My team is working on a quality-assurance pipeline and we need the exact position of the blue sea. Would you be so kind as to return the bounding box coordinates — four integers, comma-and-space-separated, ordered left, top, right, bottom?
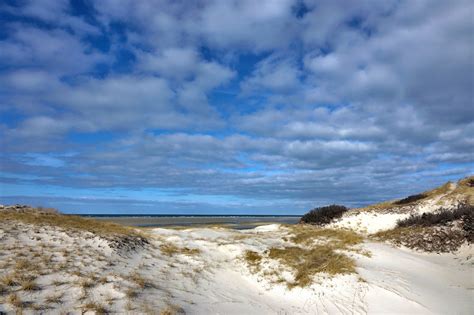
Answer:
83, 214, 301, 229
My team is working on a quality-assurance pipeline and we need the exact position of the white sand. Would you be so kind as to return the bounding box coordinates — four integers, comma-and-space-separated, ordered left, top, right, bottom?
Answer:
328, 182, 464, 234
1, 222, 472, 314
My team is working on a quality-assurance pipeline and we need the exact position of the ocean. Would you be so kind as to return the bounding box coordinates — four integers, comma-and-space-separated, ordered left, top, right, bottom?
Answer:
84, 214, 301, 229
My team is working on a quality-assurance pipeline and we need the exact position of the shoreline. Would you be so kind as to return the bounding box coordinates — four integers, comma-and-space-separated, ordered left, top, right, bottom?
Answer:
90, 215, 300, 228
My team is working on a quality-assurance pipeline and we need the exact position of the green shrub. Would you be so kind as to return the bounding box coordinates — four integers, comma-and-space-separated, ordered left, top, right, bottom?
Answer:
300, 205, 348, 225
397, 204, 473, 228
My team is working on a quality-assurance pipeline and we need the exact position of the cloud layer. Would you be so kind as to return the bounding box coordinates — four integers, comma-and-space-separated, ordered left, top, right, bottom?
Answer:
0, 0, 472, 213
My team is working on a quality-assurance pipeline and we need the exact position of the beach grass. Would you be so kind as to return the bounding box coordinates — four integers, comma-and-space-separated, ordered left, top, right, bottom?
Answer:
0, 209, 146, 239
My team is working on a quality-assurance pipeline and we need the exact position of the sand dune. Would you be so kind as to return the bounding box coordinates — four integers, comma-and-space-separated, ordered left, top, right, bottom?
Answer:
0, 214, 472, 314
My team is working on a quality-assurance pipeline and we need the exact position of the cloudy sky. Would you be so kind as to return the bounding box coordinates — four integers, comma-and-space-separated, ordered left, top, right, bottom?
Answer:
0, 0, 473, 214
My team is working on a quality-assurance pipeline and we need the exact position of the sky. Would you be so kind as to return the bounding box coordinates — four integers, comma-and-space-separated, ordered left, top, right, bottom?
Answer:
0, 0, 473, 215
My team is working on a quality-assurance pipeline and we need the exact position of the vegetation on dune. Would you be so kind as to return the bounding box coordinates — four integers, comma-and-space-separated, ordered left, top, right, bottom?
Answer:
159, 243, 201, 256
373, 226, 466, 252
244, 225, 364, 288
268, 245, 356, 288
299, 204, 349, 225
393, 193, 426, 205
374, 204, 473, 252
0, 207, 148, 242
244, 250, 262, 272
289, 225, 363, 246
396, 204, 473, 228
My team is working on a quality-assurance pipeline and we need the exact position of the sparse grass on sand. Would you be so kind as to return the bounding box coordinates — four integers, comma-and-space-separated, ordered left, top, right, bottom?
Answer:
244, 225, 364, 288
0, 209, 146, 239
45, 292, 63, 304
160, 243, 200, 256
20, 279, 40, 291
7, 292, 23, 308
129, 272, 153, 289
82, 301, 108, 315
244, 250, 262, 271
268, 245, 356, 288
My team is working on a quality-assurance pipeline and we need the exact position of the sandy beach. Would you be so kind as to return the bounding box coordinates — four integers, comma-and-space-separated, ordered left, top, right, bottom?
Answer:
0, 212, 472, 314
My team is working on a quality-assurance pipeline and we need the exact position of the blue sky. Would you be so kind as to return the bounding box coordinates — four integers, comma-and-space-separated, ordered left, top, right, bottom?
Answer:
0, 0, 473, 214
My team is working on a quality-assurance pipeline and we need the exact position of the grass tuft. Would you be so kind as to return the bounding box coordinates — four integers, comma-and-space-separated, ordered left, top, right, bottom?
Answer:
160, 243, 200, 256
82, 301, 108, 315
7, 293, 23, 308
0, 208, 147, 240
20, 279, 40, 291
45, 292, 63, 304
268, 245, 356, 288
243, 226, 364, 288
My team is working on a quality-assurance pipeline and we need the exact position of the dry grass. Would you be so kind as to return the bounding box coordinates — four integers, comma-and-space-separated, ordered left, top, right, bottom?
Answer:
289, 226, 363, 247
244, 250, 262, 271
1, 274, 17, 287
0, 209, 146, 239
20, 279, 40, 291
160, 243, 200, 256
129, 272, 152, 289
99, 276, 109, 284
268, 245, 356, 287
244, 226, 364, 288
82, 301, 108, 315
7, 293, 23, 308
79, 278, 95, 290
125, 287, 139, 299
45, 292, 63, 304
160, 304, 185, 315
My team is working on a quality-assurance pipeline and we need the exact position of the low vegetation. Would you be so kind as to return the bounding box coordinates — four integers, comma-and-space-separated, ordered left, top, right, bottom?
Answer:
244, 225, 364, 288
268, 245, 356, 288
393, 193, 426, 205
374, 205, 473, 252
396, 204, 472, 228
82, 301, 108, 315
160, 243, 200, 256
0, 207, 146, 239
300, 205, 349, 225
244, 250, 262, 272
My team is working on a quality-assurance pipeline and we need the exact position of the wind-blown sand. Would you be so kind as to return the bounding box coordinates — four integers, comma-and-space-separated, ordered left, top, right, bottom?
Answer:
1, 220, 472, 314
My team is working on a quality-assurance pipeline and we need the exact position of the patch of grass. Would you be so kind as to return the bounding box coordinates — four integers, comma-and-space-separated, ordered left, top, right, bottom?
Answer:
79, 278, 95, 290
244, 226, 364, 288
125, 287, 139, 299
160, 243, 200, 256
289, 226, 363, 247
45, 292, 63, 304
82, 301, 108, 315
0, 208, 147, 240
15, 259, 31, 271
1, 273, 19, 287
268, 245, 356, 288
52, 279, 68, 286
7, 293, 23, 308
129, 272, 152, 289
244, 250, 262, 271
160, 304, 185, 315
20, 279, 40, 291
99, 276, 109, 284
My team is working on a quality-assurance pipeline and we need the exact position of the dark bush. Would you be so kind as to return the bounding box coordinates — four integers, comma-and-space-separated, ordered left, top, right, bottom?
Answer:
300, 205, 349, 225
393, 193, 426, 205
397, 204, 473, 228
